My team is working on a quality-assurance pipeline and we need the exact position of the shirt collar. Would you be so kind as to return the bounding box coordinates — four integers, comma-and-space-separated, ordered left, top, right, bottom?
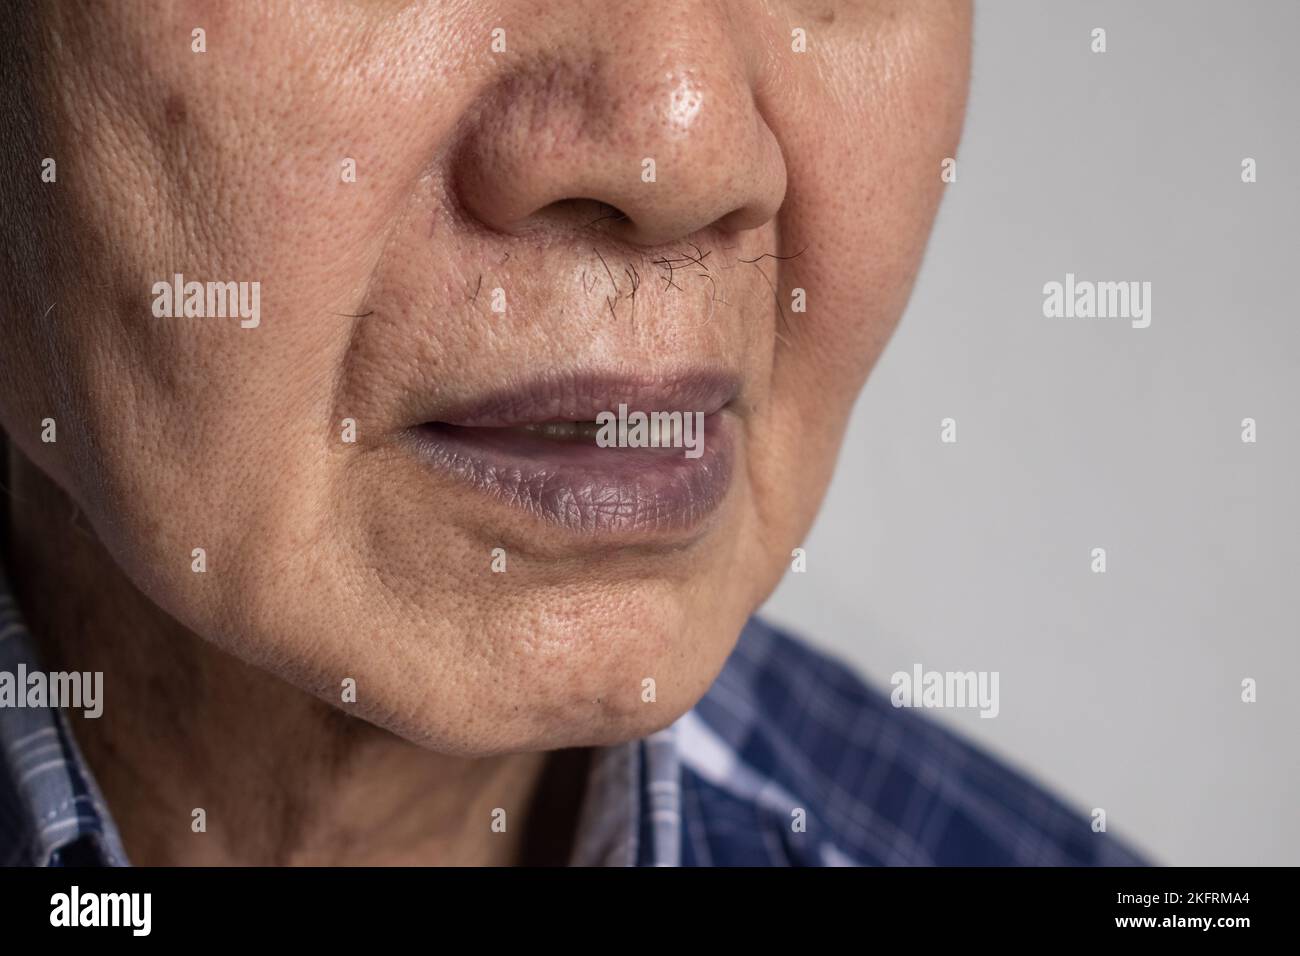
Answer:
0, 568, 129, 866
567, 723, 682, 866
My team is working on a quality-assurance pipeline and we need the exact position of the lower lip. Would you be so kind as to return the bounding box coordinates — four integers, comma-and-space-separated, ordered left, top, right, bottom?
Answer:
406, 414, 735, 535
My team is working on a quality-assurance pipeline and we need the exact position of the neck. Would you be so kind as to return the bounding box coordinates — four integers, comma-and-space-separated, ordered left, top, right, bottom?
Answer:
3, 442, 589, 865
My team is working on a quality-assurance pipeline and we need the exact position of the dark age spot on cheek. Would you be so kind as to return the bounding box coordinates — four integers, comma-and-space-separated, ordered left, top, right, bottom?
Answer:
164, 92, 187, 128
109, 271, 164, 359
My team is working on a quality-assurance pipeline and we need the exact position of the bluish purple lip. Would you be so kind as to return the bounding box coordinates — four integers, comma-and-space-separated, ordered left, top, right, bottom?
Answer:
405, 370, 739, 535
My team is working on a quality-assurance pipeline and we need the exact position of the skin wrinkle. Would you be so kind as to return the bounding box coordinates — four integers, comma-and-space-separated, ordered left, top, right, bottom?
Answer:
0, 0, 970, 865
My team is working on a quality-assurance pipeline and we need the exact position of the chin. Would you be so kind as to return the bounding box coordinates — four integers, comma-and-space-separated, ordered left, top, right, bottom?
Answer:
207, 560, 752, 759
418, 595, 751, 757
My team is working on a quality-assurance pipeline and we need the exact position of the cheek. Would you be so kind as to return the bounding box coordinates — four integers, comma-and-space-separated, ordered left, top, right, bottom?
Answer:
735, 10, 969, 562
790, 70, 966, 397
773, 15, 968, 394
8, 11, 452, 612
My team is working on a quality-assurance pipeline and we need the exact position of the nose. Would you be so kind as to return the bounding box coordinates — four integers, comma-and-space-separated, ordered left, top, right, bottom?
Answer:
452, 8, 787, 248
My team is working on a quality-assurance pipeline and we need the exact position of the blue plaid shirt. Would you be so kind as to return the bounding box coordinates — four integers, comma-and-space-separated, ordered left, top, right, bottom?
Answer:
0, 565, 1146, 867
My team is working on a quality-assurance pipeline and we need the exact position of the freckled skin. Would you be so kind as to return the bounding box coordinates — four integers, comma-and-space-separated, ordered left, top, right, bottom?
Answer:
0, 1, 969, 863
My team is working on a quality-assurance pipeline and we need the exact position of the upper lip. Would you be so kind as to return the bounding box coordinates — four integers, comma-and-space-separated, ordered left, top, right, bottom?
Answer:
420, 368, 741, 428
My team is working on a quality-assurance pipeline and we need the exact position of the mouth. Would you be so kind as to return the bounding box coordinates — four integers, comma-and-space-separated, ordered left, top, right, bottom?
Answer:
404, 371, 739, 535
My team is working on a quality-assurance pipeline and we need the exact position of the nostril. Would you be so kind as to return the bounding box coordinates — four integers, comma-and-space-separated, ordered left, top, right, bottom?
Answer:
528, 198, 631, 236
580, 200, 630, 231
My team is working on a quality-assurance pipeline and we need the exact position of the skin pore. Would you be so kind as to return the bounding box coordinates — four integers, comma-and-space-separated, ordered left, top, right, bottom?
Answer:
0, 0, 969, 865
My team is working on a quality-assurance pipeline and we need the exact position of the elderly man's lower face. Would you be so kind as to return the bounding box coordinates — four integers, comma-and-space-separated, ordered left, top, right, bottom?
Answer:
0, 0, 970, 865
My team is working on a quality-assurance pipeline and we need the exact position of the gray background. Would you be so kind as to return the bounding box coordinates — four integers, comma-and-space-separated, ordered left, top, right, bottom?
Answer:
761, 0, 1299, 866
